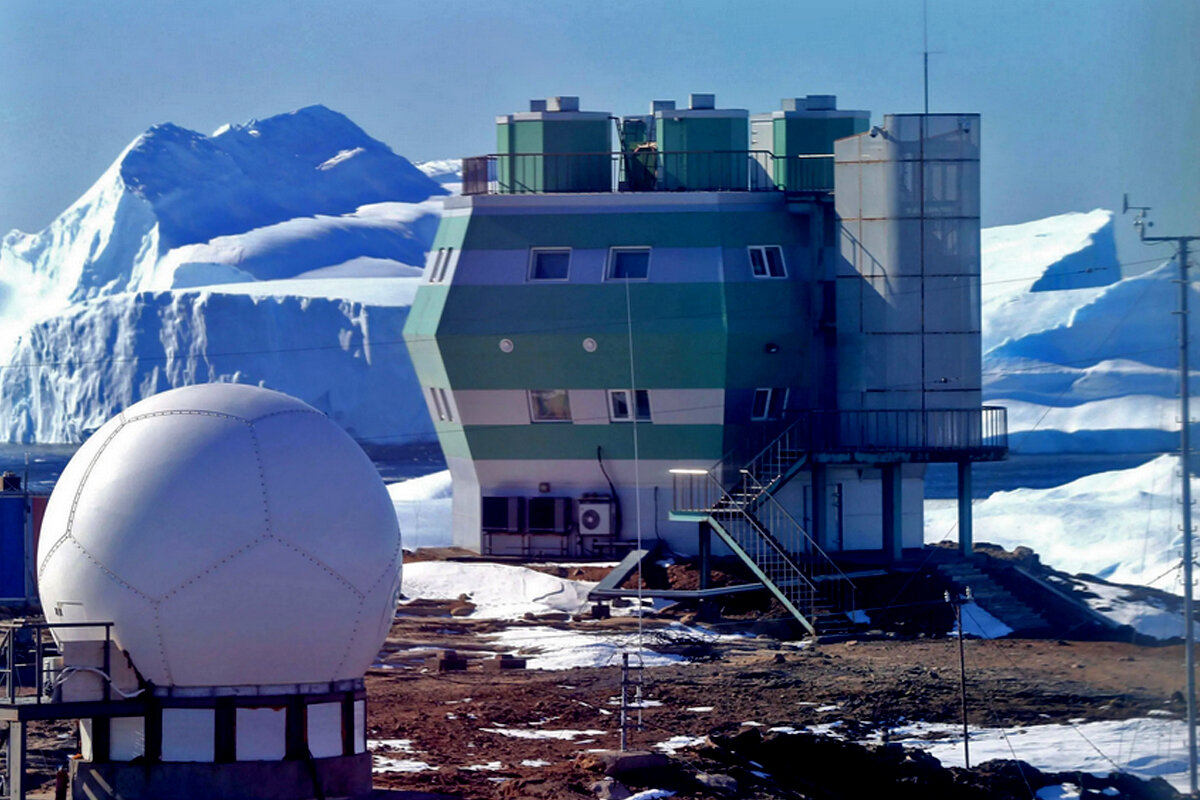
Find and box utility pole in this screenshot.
[1125,195,1199,794]
[946,587,972,769]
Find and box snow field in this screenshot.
[926,454,1189,596]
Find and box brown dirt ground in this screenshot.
[364,606,1187,799]
[11,556,1189,799]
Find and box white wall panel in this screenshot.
[307,702,344,759]
[236,707,286,761]
[162,708,214,762]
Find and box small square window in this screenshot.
[529,390,572,422]
[748,246,786,278]
[529,248,570,281]
[609,389,651,422]
[608,248,650,280]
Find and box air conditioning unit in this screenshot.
[481,497,524,532]
[577,497,614,536]
[528,497,571,533]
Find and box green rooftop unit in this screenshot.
[655,94,749,191]
[754,96,869,191]
[496,97,612,193]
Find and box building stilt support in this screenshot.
[811,463,829,551]
[882,464,903,562]
[957,460,973,557]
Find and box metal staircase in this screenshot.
[671,419,858,635]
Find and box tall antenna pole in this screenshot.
[923,0,930,114]
[1126,195,1199,794]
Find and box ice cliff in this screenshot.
[0,107,444,443]
[981,210,1184,452]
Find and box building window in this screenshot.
[429,387,455,422]
[529,248,570,281]
[429,387,454,422]
[528,390,572,422]
[748,246,786,278]
[751,388,788,420]
[427,247,455,283]
[607,247,650,280]
[609,389,651,422]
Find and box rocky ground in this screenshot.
[364,604,1187,799]
[8,551,1191,799]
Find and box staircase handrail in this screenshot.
[739,470,859,595]
[700,472,820,600]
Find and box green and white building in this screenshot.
[403,94,1005,624]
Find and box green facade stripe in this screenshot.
[446,423,725,461]
[405,280,815,390]
[456,210,805,250]
[438,333,730,389]
[431,215,471,250]
[439,283,727,335]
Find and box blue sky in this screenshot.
[1,0,1196,261]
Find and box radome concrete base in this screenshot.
[71,753,372,800]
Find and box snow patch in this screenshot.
[926,455,1187,591]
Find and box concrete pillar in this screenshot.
[811,464,829,551]
[881,464,903,563]
[8,720,25,800]
[957,461,973,557]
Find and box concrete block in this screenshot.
[426,650,468,672]
[483,655,526,671]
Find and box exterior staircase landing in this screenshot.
[936,560,1049,634]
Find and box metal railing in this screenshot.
[461,151,835,195]
[0,620,114,705]
[671,470,856,634]
[742,407,1008,465]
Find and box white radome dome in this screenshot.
[37,383,402,688]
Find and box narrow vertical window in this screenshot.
[437,388,454,422]
[436,247,455,282]
[751,388,771,421]
[429,387,447,421]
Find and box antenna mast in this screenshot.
[1125,194,1200,794]
[923,0,930,114]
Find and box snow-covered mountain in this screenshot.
[980,210,1180,452]
[0,106,446,443]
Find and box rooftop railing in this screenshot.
[461,150,835,195]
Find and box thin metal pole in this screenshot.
[958,601,970,769]
[1180,238,1196,795]
[1126,202,1198,790]
[923,0,930,114]
[619,653,628,752]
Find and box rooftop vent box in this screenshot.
[781,98,804,112]
[547,96,580,112]
[650,99,676,113]
[529,99,548,112]
[805,95,837,111]
[689,93,715,110]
